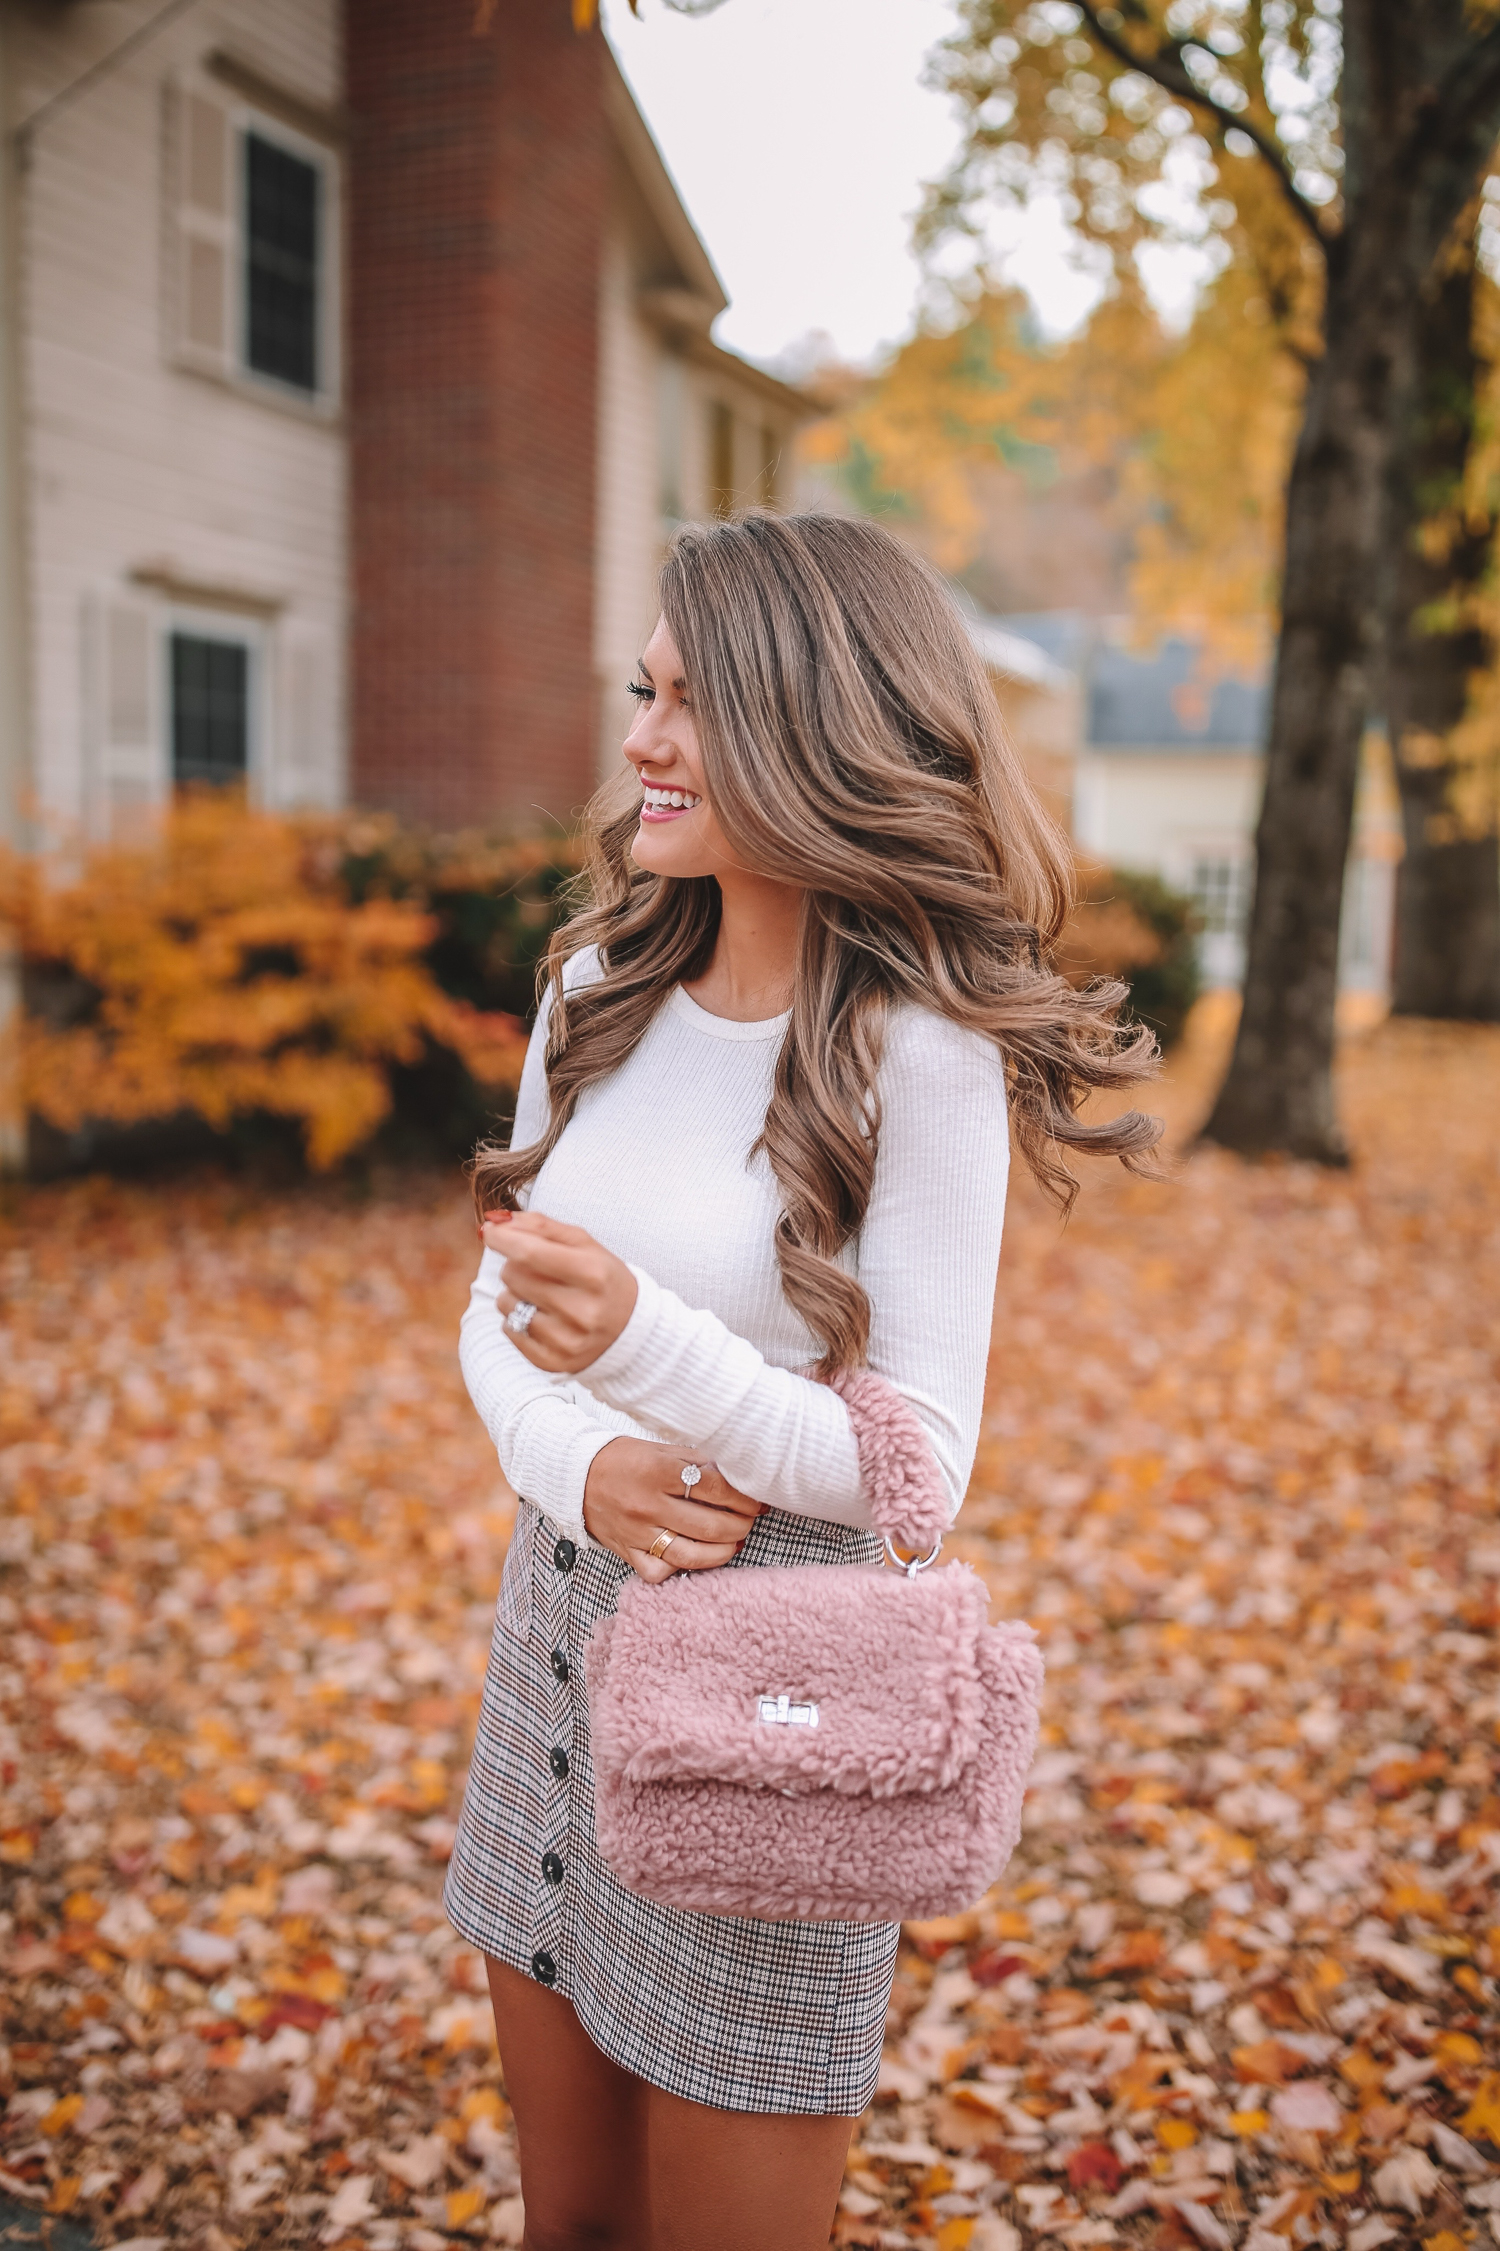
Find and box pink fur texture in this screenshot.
[590,1563,990,1798]
[591,1615,1041,1923]
[829,1366,949,1549]
[586,1370,1044,1924]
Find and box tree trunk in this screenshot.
[1393,817,1500,1014]
[1199,238,1405,1161]
[1385,238,1500,1022]
[1201,2,1500,1156]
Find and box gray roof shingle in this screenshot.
[991,610,1268,751]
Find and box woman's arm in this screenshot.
[497,1011,1009,1528]
[459,1253,617,1545]
[459,954,620,1545]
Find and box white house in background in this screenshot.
[0,0,814,844]
[10,0,349,834]
[0,0,817,1165]
[962,606,1082,836]
[991,613,1401,1001]
[593,65,815,781]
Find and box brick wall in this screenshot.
[347,0,606,828]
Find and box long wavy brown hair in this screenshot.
[472,511,1161,1375]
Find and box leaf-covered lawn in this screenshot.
[2,1014,1498,2251]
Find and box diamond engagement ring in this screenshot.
[648,1529,676,1561]
[680,1463,702,1496]
[504,1300,539,1337]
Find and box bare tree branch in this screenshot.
[1074,0,1331,251]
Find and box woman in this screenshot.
[446,513,1159,2250]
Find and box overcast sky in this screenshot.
[600,0,1109,370]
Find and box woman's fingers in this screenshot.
[499,1253,592,1308]
[625,1549,673,1584]
[497,1211,594,1248]
[495,1271,584,1332]
[650,1496,760,1546]
[625,1535,742,1582]
[494,1280,603,1374]
[490,1220,639,1376]
[495,1281,568,1340]
[682,1461,764,1521]
[484,1210,593,1249]
[492,1285,562,1363]
[581,1439,762,1580]
[486,1218,605,1315]
[613,1492,752,1548]
[499,1233,602,1293]
[664,1535,745,1572]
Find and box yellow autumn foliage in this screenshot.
[803,274,1301,677]
[0,796,529,1168]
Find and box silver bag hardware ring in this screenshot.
[882,1535,943,1578]
[504,1300,539,1337]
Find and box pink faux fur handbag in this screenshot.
[586,1370,1043,1923]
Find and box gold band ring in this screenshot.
[648,1529,676,1561]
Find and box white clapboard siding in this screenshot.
[24,0,348,831]
[167,77,235,377]
[271,623,338,806]
[81,590,167,824]
[594,226,667,781]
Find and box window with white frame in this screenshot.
[170,625,256,788]
[1189,854,1252,939]
[244,130,322,393]
[83,594,264,821]
[171,79,339,407]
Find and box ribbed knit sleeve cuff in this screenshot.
[576,1264,770,1456]
[580,1264,665,1395]
[520,1418,617,1549]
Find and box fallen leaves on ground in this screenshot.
[2,1013,1498,2251]
[0,1171,520,2247]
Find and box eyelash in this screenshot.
[626,679,692,713]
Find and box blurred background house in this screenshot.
[0,0,813,847]
[961,603,1080,838]
[0,0,1402,1031]
[960,608,1400,1006]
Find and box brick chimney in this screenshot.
[347,0,606,829]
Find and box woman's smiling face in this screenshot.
[624,618,745,881]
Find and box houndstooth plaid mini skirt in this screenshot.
[444,1500,900,2115]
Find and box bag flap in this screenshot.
[588,1563,991,1798]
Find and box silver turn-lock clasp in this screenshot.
[757,1693,820,1729]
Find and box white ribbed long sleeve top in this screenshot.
[458,951,1010,1546]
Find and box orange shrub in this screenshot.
[0,797,529,1169]
[1057,860,1201,1050]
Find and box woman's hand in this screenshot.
[482,1211,637,1374]
[583,1438,766,1582]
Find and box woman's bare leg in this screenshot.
[646,2084,857,2251]
[485,1958,649,2250]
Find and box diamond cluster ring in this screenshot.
[504,1300,538,1337]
